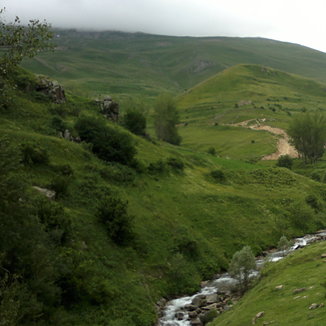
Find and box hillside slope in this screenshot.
[177,64,326,160]
[1,69,326,326]
[211,240,326,326]
[22,30,326,99]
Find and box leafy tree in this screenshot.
[277,235,290,256]
[276,154,293,169]
[75,116,136,165]
[122,110,146,135]
[153,95,181,145]
[0,8,53,75]
[97,196,134,245]
[229,245,256,293]
[288,112,326,163]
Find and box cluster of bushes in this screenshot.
[75,116,136,165]
[147,157,185,175]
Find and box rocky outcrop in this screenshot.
[32,186,56,200]
[101,96,119,122]
[35,76,66,104]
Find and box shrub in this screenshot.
[166,157,184,172]
[50,176,70,199]
[75,116,136,165]
[51,116,66,133]
[100,163,136,183]
[276,155,293,169]
[305,194,322,212]
[147,160,166,174]
[122,110,146,136]
[177,239,199,259]
[277,235,290,256]
[210,169,226,183]
[207,147,216,156]
[21,144,49,166]
[53,164,74,176]
[97,196,134,245]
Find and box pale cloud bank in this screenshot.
[3,0,326,52]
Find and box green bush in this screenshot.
[207,147,216,155]
[100,163,136,183]
[53,164,74,176]
[305,194,322,212]
[50,176,70,199]
[166,157,184,172]
[21,144,49,166]
[276,155,293,169]
[97,196,134,245]
[75,116,136,165]
[51,116,66,133]
[122,110,146,136]
[210,169,226,183]
[147,160,166,174]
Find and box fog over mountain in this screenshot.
[3,0,326,52]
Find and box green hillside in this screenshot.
[211,241,326,326]
[22,30,326,99]
[176,64,326,160]
[1,68,326,326]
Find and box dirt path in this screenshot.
[230,119,298,160]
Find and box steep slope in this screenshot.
[177,64,326,160]
[211,240,326,326]
[1,69,326,326]
[22,30,326,99]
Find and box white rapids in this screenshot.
[158,231,326,326]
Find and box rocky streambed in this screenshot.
[157,231,326,326]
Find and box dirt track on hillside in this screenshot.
[230,119,298,160]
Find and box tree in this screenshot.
[276,154,293,169]
[288,112,326,164]
[229,246,256,293]
[277,235,290,256]
[153,95,181,145]
[122,110,146,135]
[0,8,53,76]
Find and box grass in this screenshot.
[22,30,326,100]
[211,241,326,326]
[2,67,326,325]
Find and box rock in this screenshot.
[188,311,198,319]
[32,186,56,200]
[190,318,203,326]
[252,311,265,324]
[185,304,197,311]
[202,303,217,311]
[175,311,184,320]
[309,303,324,310]
[63,129,72,141]
[192,295,206,307]
[275,285,283,290]
[201,281,209,288]
[35,76,66,104]
[101,96,119,122]
[321,253,326,258]
[293,288,306,294]
[205,293,218,304]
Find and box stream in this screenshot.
[158,231,326,326]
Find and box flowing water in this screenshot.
[159,231,326,326]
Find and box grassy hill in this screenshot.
[22,30,326,99]
[176,64,326,160]
[1,68,326,325]
[211,240,326,326]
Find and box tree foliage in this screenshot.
[0,8,53,76]
[75,116,137,165]
[276,154,293,169]
[229,245,256,293]
[277,235,290,256]
[153,95,181,145]
[288,112,326,164]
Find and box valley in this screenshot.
[1,28,326,326]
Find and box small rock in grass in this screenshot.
[275,285,283,290]
[293,287,306,294]
[252,311,265,324]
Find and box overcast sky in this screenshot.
[3,0,326,52]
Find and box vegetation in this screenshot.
[277,154,293,169]
[75,115,137,165]
[288,112,326,163]
[212,241,326,326]
[153,95,181,145]
[277,235,291,255]
[229,246,256,293]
